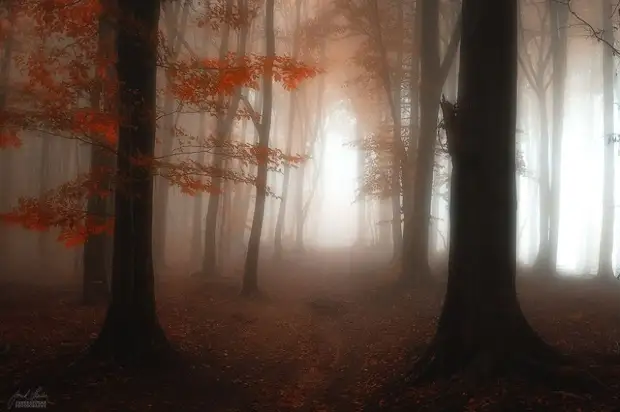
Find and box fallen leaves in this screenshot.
[2,256,620,411]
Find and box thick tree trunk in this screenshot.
[90,0,170,364]
[414,0,560,381]
[598,0,616,279]
[243,0,275,296]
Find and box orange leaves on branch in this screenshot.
[20,0,101,40]
[194,0,262,31]
[272,55,324,90]
[56,216,114,247]
[72,109,118,145]
[166,53,322,111]
[0,171,114,247]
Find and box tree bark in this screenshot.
[90,0,170,364]
[414,0,561,381]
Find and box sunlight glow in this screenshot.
[312,112,359,248]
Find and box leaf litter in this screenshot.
[1,252,620,411]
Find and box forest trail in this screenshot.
[2,250,620,411]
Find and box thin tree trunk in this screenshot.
[190,113,207,269]
[406,0,441,283]
[152,1,191,271]
[274,0,302,259]
[403,2,461,283]
[202,0,247,276]
[242,0,275,296]
[534,85,551,270]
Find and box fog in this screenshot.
[2,0,620,410]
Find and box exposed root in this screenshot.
[88,308,177,368]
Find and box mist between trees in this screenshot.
[0,0,620,411]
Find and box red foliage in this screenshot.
[0,0,320,246]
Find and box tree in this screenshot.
[403,0,461,283]
[274,0,302,260]
[517,0,554,272]
[413,0,561,380]
[200,0,246,278]
[242,0,275,296]
[89,0,170,363]
[152,0,192,272]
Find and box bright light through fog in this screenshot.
[514,93,620,275]
[312,119,359,247]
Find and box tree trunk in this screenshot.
[401,0,421,274]
[152,1,191,272]
[83,2,115,305]
[414,0,560,381]
[598,0,616,279]
[242,0,275,296]
[274,0,301,260]
[201,0,234,277]
[90,0,170,364]
[190,113,207,269]
[201,1,247,277]
[405,0,441,283]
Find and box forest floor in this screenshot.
[2,248,620,411]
